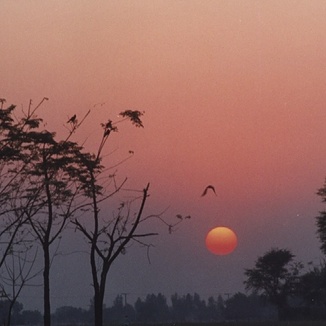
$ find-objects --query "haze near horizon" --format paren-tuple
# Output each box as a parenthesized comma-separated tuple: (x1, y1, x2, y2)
(1, 0, 326, 311)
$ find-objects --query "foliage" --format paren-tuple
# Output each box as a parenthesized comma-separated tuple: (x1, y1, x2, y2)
(316, 179, 326, 255)
(206, 295, 225, 321)
(135, 293, 169, 322)
(119, 110, 145, 128)
(297, 261, 326, 319)
(244, 248, 303, 320)
(0, 99, 87, 326)
(70, 108, 189, 326)
(171, 292, 208, 322)
(224, 292, 276, 321)
(0, 98, 189, 326)
(0, 100, 56, 326)
(104, 295, 135, 324)
(11, 288, 326, 325)
(53, 305, 89, 324)
(70, 109, 154, 326)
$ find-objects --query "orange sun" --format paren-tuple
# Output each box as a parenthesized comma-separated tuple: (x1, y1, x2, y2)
(205, 226, 238, 255)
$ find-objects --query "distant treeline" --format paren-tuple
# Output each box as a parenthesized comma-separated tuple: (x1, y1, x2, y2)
(1, 290, 322, 325)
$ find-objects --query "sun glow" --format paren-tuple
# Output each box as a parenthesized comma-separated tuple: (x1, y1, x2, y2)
(205, 226, 238, 256)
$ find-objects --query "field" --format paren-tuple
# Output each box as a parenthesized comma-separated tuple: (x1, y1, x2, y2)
(137, 323, 324, 326)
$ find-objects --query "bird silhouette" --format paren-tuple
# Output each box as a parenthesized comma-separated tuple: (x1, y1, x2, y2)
(67, 114, 77, 123)
(201, 185, 217, 197)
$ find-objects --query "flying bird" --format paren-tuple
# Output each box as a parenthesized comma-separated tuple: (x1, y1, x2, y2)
(201, 185, 217, 197)
(67, 114, 77, 123)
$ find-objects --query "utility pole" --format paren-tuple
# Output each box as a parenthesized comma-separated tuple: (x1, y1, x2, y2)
(121, 293, 129, 306)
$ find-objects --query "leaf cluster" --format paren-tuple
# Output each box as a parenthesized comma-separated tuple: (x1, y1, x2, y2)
(119, 110, 145, 128)
(244, 248, 302, 306)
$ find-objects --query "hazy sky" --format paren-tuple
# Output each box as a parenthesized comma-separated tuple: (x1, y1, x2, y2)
(2, 0, 326, 311)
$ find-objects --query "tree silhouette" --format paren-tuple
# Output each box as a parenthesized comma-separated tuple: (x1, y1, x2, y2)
(171, 292, 207, 322)
(0, 102, 36, 271)
(244, 248, 303, 320)
(224, 292, 273, 321)
(298, 261, 326, 319)
(135, 293, 169, 323)
(1, 101, 188, 326)
(0, 99, 82, 326)
(53, 305, 89, 325)
(105, 294, 135, 324)
(206, 295, 225, 321)
(316, 179, 326, 255)
(0, 247, 39, 326)
(70, 110, 184, 326)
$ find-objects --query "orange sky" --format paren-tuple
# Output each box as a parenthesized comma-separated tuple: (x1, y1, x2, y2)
(2, 0, 326, 310)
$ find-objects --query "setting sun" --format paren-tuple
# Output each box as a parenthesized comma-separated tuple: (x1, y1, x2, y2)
(2, 0, 326, 319)
(205, 227, 238, 256)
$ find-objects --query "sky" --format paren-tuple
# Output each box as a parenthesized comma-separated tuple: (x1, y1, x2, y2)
(2, 0, 326, 311)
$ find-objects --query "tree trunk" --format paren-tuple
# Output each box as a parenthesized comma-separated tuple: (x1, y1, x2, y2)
(92, 265, 107, 326)
(94, 293, 103, 326)
(43, 244, 51, 326)
(7, 300, 14, 326)
(91, 242, 103, 326)
(92, 265, 106, 326)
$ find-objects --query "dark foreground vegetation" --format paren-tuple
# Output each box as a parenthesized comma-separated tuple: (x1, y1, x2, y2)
(134, 322, 326, 326)
(2, 98, 326, 326)
(136, 323, 326, 326)
(2, 290, 326, 325)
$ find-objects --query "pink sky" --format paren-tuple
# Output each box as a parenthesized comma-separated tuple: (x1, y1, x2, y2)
(2, 0, 326, 310)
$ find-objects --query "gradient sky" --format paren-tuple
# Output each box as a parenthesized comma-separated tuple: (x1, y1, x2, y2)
(2, 0, 326, 311)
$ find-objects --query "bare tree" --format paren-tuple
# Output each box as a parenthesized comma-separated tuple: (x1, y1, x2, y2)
(0, 246, 40, 326)
(72, 110, 186, 326)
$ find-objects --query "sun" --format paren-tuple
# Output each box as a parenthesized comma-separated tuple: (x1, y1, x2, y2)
(205, 226, 238, 255)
